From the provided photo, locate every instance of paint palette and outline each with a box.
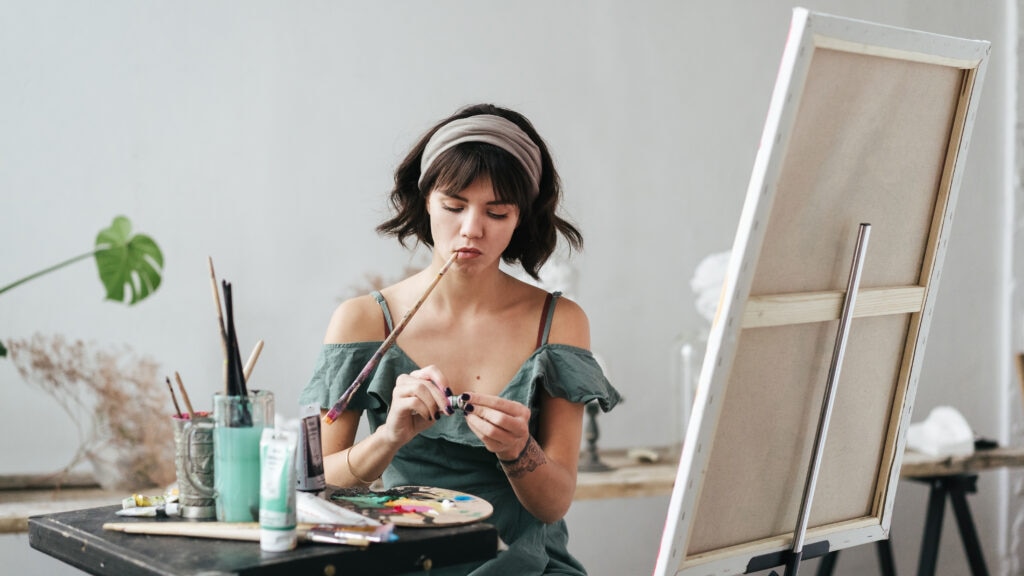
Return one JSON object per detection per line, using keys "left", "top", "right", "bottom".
{"left": 327, "top": 486, "right": 493, "bottom": 527}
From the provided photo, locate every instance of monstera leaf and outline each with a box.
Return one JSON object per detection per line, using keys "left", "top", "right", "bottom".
{"left": 0, "top": 215, "right": 164, "bottom": 357}
{"left": 94, "top": 216, "right": 164, "bottom": 304}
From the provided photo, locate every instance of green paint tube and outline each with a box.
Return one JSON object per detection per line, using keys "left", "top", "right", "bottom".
{"left": 259, "top": 428, "right": 298, "bottom": 552}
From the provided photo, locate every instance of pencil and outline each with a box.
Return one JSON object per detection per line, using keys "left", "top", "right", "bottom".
{"left": 323, "top": 251, "right": 458, "bottom": 424}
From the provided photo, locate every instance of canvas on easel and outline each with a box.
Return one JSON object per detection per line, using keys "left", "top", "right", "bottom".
{"left": 655, "top": 8, "right": 989, "bottom": 576}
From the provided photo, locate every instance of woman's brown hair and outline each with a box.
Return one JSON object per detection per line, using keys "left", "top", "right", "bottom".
{"left": 376, "top": 103, "right": 582, "bottom": 279}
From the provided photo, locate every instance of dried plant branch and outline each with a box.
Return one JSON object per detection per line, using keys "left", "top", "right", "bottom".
{"left": 7, "top": 334, "right": 176, "bottom": 490}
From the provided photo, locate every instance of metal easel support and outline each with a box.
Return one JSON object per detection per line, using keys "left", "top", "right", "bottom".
{"left": 772, "top": 223, "right": 872, "bottom": 576}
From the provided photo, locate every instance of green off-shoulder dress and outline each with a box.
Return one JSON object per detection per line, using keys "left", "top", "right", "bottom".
{"left": 299, "top": 291, "right": 621, "bottom": 575}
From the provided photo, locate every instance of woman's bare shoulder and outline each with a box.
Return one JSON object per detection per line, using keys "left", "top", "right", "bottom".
{"left": 547, "top": 294, "right": 591, "bottom": 349}
{"left": 323, "top": 294, "right": 387, "bottom": 344}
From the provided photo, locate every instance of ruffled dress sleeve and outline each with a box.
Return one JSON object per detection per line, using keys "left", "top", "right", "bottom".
{"left": 519, "top": 343, "right": 621, "bottom": 412}
{"left": 297, "top": 342, "right": 388, "bottom": 413}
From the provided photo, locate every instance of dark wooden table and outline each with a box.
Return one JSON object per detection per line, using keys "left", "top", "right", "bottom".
{"left": 29, "top": 505, "right": 498, "bottom": 576}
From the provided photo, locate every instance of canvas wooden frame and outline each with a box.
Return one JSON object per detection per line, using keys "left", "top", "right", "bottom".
{"left": 654, "top": 8, "right": 989, "bottom": 576}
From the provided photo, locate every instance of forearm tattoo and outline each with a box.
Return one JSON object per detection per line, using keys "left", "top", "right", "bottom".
{"left": 499, "top": 436, "right": 546, "bottom": 478}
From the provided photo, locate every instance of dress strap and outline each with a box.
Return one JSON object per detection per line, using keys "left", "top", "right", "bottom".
{"left": 371, "top": 291, "right": 395, "bottom": 338}
{"left": 536, "top": 291, "right": 562, "bottom": 348}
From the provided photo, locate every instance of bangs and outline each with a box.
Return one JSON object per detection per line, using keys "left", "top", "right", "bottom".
{"left": 423, "top": 143, "right": 533, "bottom": 208}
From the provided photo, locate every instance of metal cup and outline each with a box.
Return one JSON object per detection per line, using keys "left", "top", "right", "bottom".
{"left": 174, "top": 412, "right": 216, "bottom": 519}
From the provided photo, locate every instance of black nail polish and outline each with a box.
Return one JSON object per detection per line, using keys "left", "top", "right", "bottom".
{"left": 464, "top": 403, "right": 474, "bottom": 413}
{"left": 445, "top": 387, "right": 453, "bottom": 396}
{"left": 461, "top": 393, "right": 470, "bottom": 401}
{"left": 445, "top": 406, "right": 454, "bottom": 415}
{"left": 434, "top": 411, "right": 442, "bottom": 420}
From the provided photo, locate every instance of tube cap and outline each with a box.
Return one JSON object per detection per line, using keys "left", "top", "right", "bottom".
{"left": 260, "top": 528, "right": 297, "bottom": 552}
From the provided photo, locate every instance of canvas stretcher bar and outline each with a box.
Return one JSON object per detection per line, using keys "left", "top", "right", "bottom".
{"left": 654, "top": 7, "right": 989, "bottom": 576}
{"left": 742, "top": 286, "right": 926, "bottom": 328}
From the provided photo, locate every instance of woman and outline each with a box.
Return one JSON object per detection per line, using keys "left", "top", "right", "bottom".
{"left": 300, "top": 103, "right": 620, "bottom": 575}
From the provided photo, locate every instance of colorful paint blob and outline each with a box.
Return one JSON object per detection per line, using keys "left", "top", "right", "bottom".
{"left": 328, "top": 486, "right": 493, "bottom": 527}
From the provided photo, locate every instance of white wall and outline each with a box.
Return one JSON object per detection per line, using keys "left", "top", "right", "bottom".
{"left": 0, "top": 1, "right": 1013, "bottom": 575}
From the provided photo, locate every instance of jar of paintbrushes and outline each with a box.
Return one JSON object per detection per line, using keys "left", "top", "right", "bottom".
{"left": 212, "top": 389, "right": 274, "bottom": 522}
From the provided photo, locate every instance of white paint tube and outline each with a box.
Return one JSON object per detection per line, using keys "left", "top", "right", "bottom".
{"left": 259, "top": 428, "right": 298, "bottom": 552}
{"left": 296, "top": 403, "right": 326, "bottom": 492}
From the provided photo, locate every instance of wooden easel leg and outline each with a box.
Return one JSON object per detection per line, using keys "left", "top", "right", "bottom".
{"left": 916, "top": 478, "right": 946, "bottom": 576}
{"left": 946, "top": 475, "right": 989, "bottom": 576}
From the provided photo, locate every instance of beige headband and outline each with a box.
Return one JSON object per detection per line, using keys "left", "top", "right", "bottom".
{"left": 419, "top": 114, "right": 542, "bottom": 199}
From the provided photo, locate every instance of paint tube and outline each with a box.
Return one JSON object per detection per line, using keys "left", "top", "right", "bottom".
{"left": 296, "top": 403, "right": 326, "bottom": 492}
{"left": 296, "top": 491, "right": 383, "bottom": 527}
{"left": 259, "top": 428, "right": 298, "bottom": 552}
{"left": 118, "top": 494, "right": 175, "bottom": 517}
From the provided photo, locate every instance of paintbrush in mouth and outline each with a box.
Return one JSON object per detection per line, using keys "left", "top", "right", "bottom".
{"left": 323, "top": 251, "right": 459, "bottom": 424}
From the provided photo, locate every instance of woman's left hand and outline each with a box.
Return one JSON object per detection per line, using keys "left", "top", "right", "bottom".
{"left": 462, "top": 393, "right": 532, "bottom": 461}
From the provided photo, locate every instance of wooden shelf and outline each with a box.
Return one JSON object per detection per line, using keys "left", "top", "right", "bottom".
{"left": 575, "top": 447, "right": 678, "bottom": 501}
{"left": 0, "top": 486, "right": 125, "bottom": 534}
{"left": 572, "top": 445, "right": 1024, "bottom": 501}
{"left": 899, "top": 445, "right": 1024, "bottom": 478}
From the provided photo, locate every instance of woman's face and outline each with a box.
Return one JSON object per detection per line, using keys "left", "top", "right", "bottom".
{"left": 427, "top": 175, "right": 520, "bottom": 268}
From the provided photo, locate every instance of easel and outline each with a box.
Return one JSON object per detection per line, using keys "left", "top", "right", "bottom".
{"left": 762, "top": 224, "right": 873, "bottom": 576}
{"left": 651, "top": 11, "right": 990, "bottom": 576}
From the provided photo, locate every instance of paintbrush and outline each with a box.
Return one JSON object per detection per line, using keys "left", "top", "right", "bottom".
{"left": 208, "top": 257, "right": 228, "bottom": 391}
{"left": 323, "top": 251, "right": 459, "bottom": 425}
{"left": 174, "top": 371, "right": 196, "bottom": 419}
{"left": 243, "top": 339, "right": 264, "bottom": 382}
{"left": 165, "top": 376, "right": 183, "bottom": 418}
{"left": 222, "top": 280, "right": 253, "bottom": 427}
{"left": 221, "top": 281, "right": 243, "bottom": 397}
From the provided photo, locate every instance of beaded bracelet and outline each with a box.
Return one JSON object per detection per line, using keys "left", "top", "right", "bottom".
{"left": 346, "top": 444, "right": 377, "bottom": 485}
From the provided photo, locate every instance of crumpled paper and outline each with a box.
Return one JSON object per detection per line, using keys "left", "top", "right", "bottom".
{"left": 906, "top": 406, "right": 974, "bottom": 457}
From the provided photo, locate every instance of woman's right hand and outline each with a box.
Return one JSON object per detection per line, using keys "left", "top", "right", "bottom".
{"left": 381, "top": 365, "right": 452, "bottom": 445}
